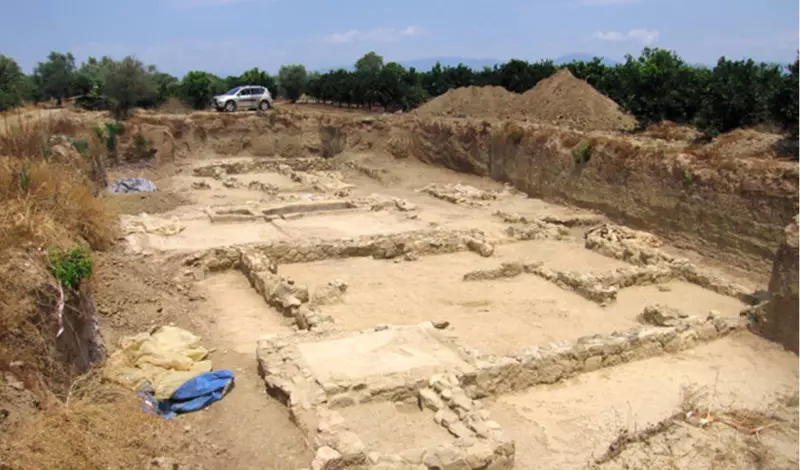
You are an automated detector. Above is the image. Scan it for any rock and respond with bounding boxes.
[108,177,157,194]
[394,198,417,211]
[311,446,343,470]
[432,320,450,330]
[419,388,446,412]
[638,304,687,327]
[466,238,495,257]
[434,409,459,427]
[447,421,474,438]
[463,442,494,469]
[422,446,463,470]
[192,181,211,190]
[332,430,366,464]
[450,392,473,411]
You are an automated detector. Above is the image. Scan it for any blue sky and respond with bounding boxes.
[1,0,797,77]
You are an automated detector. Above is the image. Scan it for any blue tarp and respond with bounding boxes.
[138,369,235,419]
[108,177,158,194]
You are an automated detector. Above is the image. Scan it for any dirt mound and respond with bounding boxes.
[415,86,518,119]
[521,69,637,131]
[414,70,636,132]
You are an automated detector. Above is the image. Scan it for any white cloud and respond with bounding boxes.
[594,29,659,45]
[324,26,425,45]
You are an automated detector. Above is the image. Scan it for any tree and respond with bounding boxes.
[239,67,277,93]
[102,56,157,119]
[32,51,77,105]
[0,55,25,111]
[180,71,219,109]
[278,64,308,102]
[355,52,384,74]
[773,55,799,141]
[74,57,104,96]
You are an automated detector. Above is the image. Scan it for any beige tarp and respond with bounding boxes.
[104,326,212,399]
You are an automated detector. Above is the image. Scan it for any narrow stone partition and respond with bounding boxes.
[240,227,495,265]
[256,323,515,470]
[457,313,748,398]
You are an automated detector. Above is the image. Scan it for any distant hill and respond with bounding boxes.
[317,54,620,73]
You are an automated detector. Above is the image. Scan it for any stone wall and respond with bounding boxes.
[457,313,746,399]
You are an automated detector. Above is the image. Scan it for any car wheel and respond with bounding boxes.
[258,100,271,111]
[225,100,237,112]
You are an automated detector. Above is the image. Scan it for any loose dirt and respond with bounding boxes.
[414,69,637,131]
[521,69,637,131]
[414,86,519,119]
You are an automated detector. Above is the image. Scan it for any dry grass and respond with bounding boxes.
[0,113,170,470]
[0,377,170,470]
[319,124,346,159]
[0,159,116,252]
[592,382,799,470]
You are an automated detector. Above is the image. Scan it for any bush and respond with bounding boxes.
[180,71,219,109]
[572,141,592,165]
[47,246,93,290]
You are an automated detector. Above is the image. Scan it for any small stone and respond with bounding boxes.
[367,452,381,464]
[468,420,491,438]
[656,284,672,292]
[451,393,473,411]
[422,446,462,469]
[419,388,445,412]
[447,421,474,439]
[311,446,343,470]
[183,425,191,432]
[464,442,494,469]
[333,430,365,463]
[432,320,450,330]
[454,436,476,448]
[434,409,459,427]
[440,388,453,401]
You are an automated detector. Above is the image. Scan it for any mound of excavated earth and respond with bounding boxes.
[521,69,637,131]
[414,69,636,132]
[414,86,519,119]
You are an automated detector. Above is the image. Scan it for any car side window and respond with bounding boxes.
[239,88,251,96]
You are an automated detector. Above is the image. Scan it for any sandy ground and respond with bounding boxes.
[488,333,798,470]
[97,148,798,469]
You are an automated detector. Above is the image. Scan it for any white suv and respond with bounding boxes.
[212,85,274,112]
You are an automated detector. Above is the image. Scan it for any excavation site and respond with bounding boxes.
[2,72,798,470]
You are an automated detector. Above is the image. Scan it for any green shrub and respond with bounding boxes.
[47,246,93,290]
[571,141,592,165]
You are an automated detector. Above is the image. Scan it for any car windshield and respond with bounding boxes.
[224,86,243,95]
